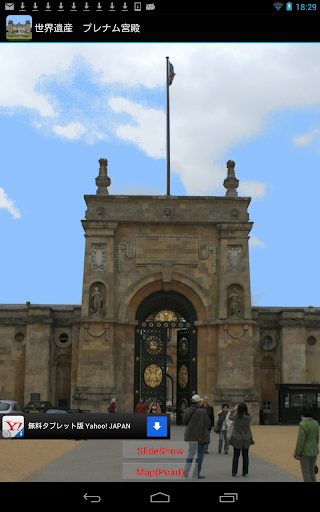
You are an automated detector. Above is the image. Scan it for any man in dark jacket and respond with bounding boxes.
[201,395,214,453]
[182,394,211,479]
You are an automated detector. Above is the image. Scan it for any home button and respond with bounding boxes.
[150,492,170,503]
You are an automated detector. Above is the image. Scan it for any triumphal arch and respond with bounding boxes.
[74,158,259,422]
[2,158,320,424]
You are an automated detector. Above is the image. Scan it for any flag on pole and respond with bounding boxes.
[168,60,176,86]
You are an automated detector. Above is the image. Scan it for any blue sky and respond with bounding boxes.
[6,15,32,27]
[0,43,319,307]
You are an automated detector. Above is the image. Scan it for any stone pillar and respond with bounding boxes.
[217,223,253,321]
[215,210,258,422]
[281,312,306,383]
[24,321,52,404]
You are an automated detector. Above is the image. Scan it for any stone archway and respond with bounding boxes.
[117,271,215,322]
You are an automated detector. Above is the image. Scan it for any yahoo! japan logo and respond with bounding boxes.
[2,416,24,438]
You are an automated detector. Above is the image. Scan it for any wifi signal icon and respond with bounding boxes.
[273,2,284,9]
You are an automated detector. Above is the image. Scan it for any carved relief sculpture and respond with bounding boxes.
[227,245,242,272]
[96,206,105,217]
[230,208,239,219]
[85,328,109,341]
[118,234,217,273]
[91,245,107,271]
[91,286,103,317]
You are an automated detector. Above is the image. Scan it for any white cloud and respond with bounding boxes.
[249,237,268,249]
[292,128,320,147]
[109,97,165,159]
[52,122,86,140]
[0,188,21,219]
[239,181,271,199]
[2,44,320,194]
[0,44,166,118]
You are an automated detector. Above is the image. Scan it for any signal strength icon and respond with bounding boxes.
[273,2,284,9]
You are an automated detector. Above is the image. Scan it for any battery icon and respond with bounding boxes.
[286,2,293,9]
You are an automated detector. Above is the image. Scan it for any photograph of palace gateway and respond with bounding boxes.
[1,157,319,425]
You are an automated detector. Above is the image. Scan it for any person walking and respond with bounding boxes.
[182,394,211,479]
[217,403,232,454]
[201,395,214,454]
[294,404,319,482]
[148,397,161,414]
[135,398,147,413]
[108,398,117,413]
[228,402,254,477]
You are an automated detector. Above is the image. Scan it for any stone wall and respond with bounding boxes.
[0,304,319,423]
[0,305,80,407]
[1,178,319,423]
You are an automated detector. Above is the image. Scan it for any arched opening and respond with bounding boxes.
[134,291,197,424]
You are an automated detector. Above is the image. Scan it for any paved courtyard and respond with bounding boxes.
[0,424,310,483]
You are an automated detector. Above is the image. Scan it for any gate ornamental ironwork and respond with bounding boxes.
[134,291,197,424]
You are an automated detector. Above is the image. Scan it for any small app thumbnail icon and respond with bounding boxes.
[146,3,155,9]
[6,15,32,42]
[2,415,24,438]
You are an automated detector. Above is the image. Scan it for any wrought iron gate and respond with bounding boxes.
[134,291,198,423]
[135,324,167,413]
[176,328,197,424]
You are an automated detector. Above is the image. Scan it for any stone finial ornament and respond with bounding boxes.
[223,160,239,197]
[96,158,111,195]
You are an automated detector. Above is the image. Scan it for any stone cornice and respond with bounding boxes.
[82,195,252,225]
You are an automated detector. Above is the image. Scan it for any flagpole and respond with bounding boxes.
[166,56,170,196]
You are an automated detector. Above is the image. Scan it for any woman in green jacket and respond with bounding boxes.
[294,405,319,482]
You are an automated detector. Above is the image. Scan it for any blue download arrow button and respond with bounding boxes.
[147,416,168,437]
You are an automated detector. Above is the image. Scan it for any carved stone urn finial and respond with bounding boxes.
[223,160,239,197]
[96,158,111,195]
